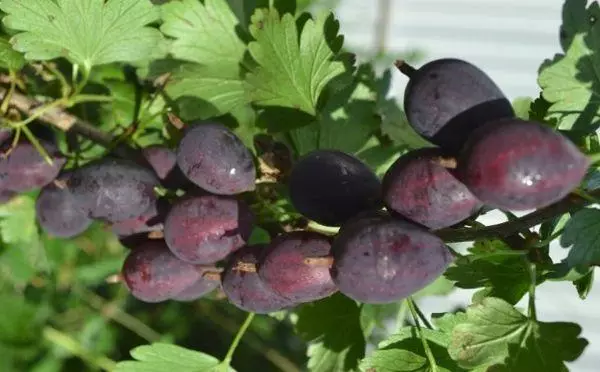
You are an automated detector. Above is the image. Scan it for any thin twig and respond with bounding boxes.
[435,191,600,242]
[0,86,142,159]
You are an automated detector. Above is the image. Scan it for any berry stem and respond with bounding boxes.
[436,156,457,169]
[394,60,417,78]
[202,271,222,281]
[147,230,164,239]
[303,256,334,267]
[436,188,600,242]
[221,312,255,371]
[528,263,538,322]
[407,298,438,372]
[233,262,258,273]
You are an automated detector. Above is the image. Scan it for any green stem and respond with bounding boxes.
[70,94,113,104]
[43,327,116,371]
[131,109,169,141]
[435,188,600,242]
[306,221,340,236]
[43,61,71,97]
[73,63,91,96]
[587,152,600,165]
[221,312,255,370]
[78,288,162,342]
[528,263,537,322]
[411,299,433,330]
[395,300,408,333]
[407,298,438,372]
[1,69,17,114]
[532,228,564,248]
[11,98,67,128]
[21,124,53,164]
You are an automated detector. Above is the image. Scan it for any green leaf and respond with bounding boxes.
[573,267,594,299]
[379,99,430,149]
[448,297,529,369]
[160,0,249,119]
[245,9,347,115]
[161,0,245,65]
[560,208,600,269]
[431,312,468,333]
[444,240,531,304]
[0,36,24,70]
[538,1,600,130]
[362,327,465,372]
[360,302,400,339]
[0,194,38,244]
[288,64,384,156]
[492,322,587,372]
[0,293,42,345]
[360,349,450,372]
[447,297,586,371]
[166,63,250,121]
[115,343,234,372]
[296,293,365,372]
[355,136,404,178]
[512,97,533,120]
[247,226,271,245]
[1,0,163,69]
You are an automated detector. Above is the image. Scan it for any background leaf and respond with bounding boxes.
[560,208,600,269]
[245,9,347,115]
[296,294,365,372]
[115,343,234,372]
[1,0,163,68]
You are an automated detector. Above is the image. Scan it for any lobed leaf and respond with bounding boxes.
[0,0,164,69]
[296,294,365,372]
[245,9,347,115]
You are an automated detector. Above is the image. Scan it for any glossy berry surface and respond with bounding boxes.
[382,148,482,230]
[289,150,382,226]
[258,231,337,303]
[0,140,66,192]
[171,268,220,302]
[222,245,294,313]
[121,241,203,303]
[164,195,253,264]
[403,58,514,153]
[331,214,453,304]
[458,118,590,211]
[142,145,177,181]
[110,198,170,238]
[35,172,92,238]
[176,123,256,195]
[68,159,160,223]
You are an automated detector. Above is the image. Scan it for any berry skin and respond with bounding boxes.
[68,158,160,223]
[121,241,204,303]
[163,195,254,264]
[458,118,590,211]
[176,123,256,195]
[382,148,482,230]
[222,245,294,313]
[402,58,514,153]
[171,268,220,302]
[289,149,382,226]
[0,140,66,192]
[331,214,453,304]
[110,198,170,238]
[142,145,178,181]
[35,172,92,238]
[258,231,337,303]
